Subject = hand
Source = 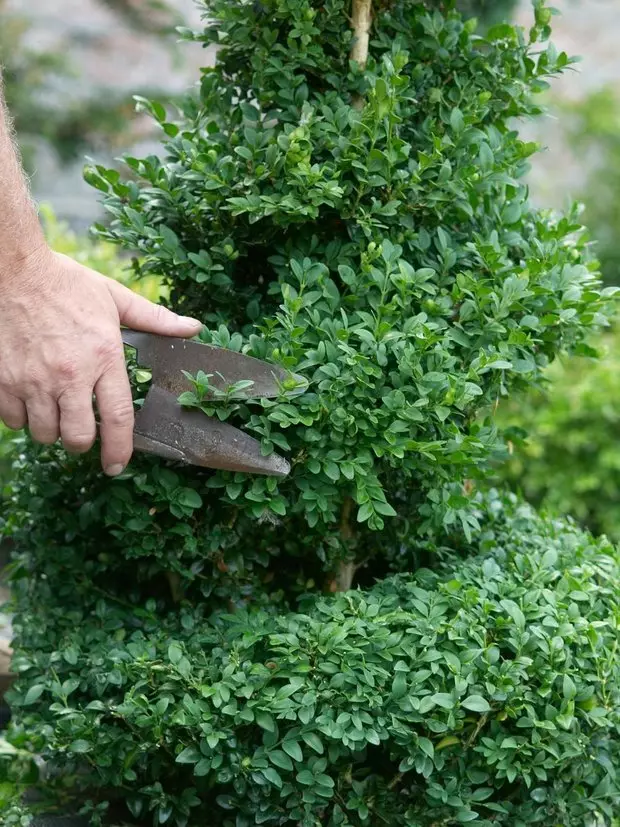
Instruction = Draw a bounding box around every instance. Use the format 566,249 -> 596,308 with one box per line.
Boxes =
0,247 -> 202,475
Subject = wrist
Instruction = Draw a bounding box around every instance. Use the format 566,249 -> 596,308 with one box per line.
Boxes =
0,232 -> 50,288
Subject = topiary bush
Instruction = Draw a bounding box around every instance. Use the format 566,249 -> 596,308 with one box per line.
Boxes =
8,492 -> 620,826
492,329 -> 620,542
4,0 -> 620,824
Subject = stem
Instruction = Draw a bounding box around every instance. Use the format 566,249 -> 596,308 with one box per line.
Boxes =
326,497 -> 359,593
350,0 -> 372,110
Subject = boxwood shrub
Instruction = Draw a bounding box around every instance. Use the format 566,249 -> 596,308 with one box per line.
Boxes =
3,0 -> 620,824
7,493 -> 620,825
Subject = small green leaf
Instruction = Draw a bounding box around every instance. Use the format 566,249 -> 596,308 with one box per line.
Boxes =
282,740 -> 303,762
168,643 -> 183,665
256,711 -> 275,732
462,695 -> 491,713
69,740 -> 91,754
23,685 -> 45,706
301,732 -> 324,754
176,747 -> 201,764
262,767 -> 283,788
269,750 -> 293,771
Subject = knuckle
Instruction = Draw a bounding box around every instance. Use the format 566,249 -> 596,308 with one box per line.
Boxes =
95,337 -> 121,364
105,403 -> 134,430
56,359 -> 80,381
151,303 -> 169,324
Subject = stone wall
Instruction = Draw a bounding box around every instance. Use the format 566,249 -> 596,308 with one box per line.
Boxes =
5,0 -> 215,230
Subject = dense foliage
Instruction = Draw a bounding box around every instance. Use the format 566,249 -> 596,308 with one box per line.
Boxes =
4,0 -> 619,824
7,494 -> 620,825
494,329 -> 620,542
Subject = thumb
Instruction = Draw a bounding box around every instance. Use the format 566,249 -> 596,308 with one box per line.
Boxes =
107,279 -> 202,338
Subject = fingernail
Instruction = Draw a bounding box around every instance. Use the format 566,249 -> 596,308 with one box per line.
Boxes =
180,316 -> 202,326
105,464 -> 125,477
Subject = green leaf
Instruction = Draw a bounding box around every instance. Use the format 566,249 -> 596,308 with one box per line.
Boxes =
168,643 -> 183,665
500,599 -> 525,631
177,488 -> 203,509
269,750 -> 293,771
462,695 -> 491,713
262,767 -> 283,788
69,740 -> 92,754
176,747 -> 201,764
301,732 -> 324,754
296,769 -> 315,786
23,685 -> 45,706
431,693 -> 455,710
256,711 -> 275,732
282,740 -> 303,762
392,672 -> 407,699
563,675 -> 576,700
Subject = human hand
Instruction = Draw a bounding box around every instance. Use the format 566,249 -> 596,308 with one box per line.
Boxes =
0,247 -> 202,475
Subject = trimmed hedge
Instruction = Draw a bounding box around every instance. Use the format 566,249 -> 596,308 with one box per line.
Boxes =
7,493 -> 620,825
3,1 -> 619,825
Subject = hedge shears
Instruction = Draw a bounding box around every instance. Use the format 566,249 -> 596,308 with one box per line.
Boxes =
121,330 -> 306,478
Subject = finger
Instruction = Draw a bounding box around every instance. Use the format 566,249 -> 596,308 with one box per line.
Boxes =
94,357 -> 135,476
0,390 -> 27,431
25,394 -> 60,444
58,387 -> 97,454
106,279 -> 202,338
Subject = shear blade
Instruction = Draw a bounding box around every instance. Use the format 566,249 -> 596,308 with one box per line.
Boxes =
135,384 -> 291,477
122,329 -> 307,399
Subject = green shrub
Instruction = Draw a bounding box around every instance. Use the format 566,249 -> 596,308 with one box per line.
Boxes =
493,329 -> 620,542
0,738 -> 37,824
8,493 -> 620,825
4,0 -> 619,824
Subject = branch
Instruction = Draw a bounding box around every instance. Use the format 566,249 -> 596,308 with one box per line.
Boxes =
350,0 -> 372,109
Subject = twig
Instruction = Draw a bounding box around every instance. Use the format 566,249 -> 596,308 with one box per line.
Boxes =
465,712 -> 489,748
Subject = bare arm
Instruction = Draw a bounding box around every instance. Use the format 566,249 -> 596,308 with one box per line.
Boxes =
0,76 -> 201,475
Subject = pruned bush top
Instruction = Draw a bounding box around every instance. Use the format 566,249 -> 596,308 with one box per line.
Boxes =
4,1 -> 619,825
74,0 -> 612,591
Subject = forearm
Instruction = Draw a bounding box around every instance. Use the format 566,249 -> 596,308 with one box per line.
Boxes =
0,73 -> 46,275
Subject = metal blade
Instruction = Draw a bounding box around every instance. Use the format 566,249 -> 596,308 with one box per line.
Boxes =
134,385 -> 291,477
122,329 -> 307,400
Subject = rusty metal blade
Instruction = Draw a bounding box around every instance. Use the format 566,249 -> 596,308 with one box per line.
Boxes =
134,385 -> 291,477
122,329 -> 307,399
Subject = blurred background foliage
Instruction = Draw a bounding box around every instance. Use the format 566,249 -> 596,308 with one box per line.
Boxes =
493,86 -> 620,539
0,0 -> 182,170
457,0 -> 519,25
560,87 -> 620,286
492,331 -> 620,542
